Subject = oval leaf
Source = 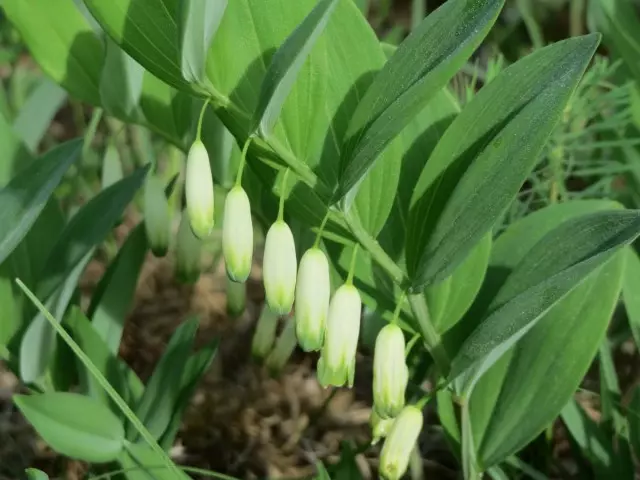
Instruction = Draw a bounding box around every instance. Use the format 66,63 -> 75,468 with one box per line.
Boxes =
100,38 -> 145,119
406,34 -> 601,289
13,392 -> 125,463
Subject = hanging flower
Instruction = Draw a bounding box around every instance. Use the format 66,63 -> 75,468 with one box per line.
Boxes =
222,185 -> 253,282
379,405 -> 423,480
263,220 -> 297,315
373,323 -> 409,419
185,139 -> 214,239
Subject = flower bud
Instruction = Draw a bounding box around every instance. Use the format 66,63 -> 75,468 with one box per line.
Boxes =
373,324 -> 408,419
175,211 -> 203,284
370,410 -> 394,446
317,284 -> 361,388
265,316 -> 297,376
185,139 -> 214,239
379,406 -> 423,480
222,186 -> 253,282
143,175 -> 171,257
263,220 -> 297,315
294,247 -> 330,352
251,305 -> 279,360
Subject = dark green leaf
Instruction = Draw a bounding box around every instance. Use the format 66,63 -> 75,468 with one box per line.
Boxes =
25,468 -> 49,480
252,0 -> 338,136
0,139 -> 81,266
179,0 -> 228,84
100,38 -> 144,119
13,392 -> 125,463
628,387 -> 640,459
130,317 -> 199,441
2,0 -> 104,105
622,247 -> 640,350
36,165 -> 149,300
158,338 -> 219,450
87,223 -> 148,354
406,34 -> 601,288
450,208 -> 640,393
66,307 -> 144,415
337,0 -> 504,198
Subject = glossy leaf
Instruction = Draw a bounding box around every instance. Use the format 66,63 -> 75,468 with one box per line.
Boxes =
179,0 -> 228,84
87,223 -> 148,354
130,317 -> 199,441
622,247 -> 640,349
252,0 -> 338,136
25,469 -> 49,480
13,78 -> 67,153
450,208 -> 640,393
36,165 -> 149,301
100,38 -> 144,119
2,0 -> 104,105
66,307 -> 144,414
0,139 -> 81,266
337,0 -> 504,198
406,34 -> 600,289
13,392 -> 125,463
158,338 -> 219,450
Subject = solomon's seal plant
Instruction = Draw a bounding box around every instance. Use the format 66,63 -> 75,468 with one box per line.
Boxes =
4,0 -> 640,478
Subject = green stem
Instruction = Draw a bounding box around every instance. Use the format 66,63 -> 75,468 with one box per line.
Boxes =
516,0 -> 544,50
88,463 -> 240,480
408,293 -> 450,376
277,168 -> 290,222
234,138 -> 252,187
196,98 -> 211,141
405,333 -> 420,356
391,291 -> 407,325
15,279 -> 181,479
346,244 -> 359,285
313,210 -> 331,248
569,0 -> 585,37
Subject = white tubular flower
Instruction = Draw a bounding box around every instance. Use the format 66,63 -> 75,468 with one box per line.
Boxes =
263,220 -> 297,315
370,410 -> 394,446
251,305 -> 279,360
185,139 -> 214,239
373,324 -> 409,419
294,247 -> 330,352
222,186 -> 253,282
143,175 -> 171,257
175,211 -> 202,284
317,284 -> 361,388
379,406 -> 423,480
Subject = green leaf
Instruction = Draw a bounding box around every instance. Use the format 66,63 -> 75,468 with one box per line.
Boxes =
629,386 -> 640,459
406,34 -> 601,289
66,307 -> 144,415
25,468 -> 49,480
179,0 -> 228,85
0,139 -> 81,266
158,338 -> 219,450
102,143 -> 124,190
87,223 -> 148,354
118,443 -> 191,480
13,78 -> 67,153
252,0 -> 338,136
449,208 -> 640,393
130,317 -> 199,441
0,110 -> 31,185
2,0 -> 104,105
336,0 -> 504,198
622,247 -> 640,350
37,165 -> 149,301
100,38 -> 144,119
13,392 -> 125,463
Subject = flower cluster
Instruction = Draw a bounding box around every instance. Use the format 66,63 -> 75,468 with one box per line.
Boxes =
184,135 -> 421,480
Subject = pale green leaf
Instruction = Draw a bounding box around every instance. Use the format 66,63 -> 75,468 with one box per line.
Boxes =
100,38 -> 144,119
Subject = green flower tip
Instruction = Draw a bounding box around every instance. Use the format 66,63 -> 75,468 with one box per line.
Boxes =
263,220 -> 297,315
295,247 -> 330,352
316,284 -> 361,388
223,186 -> 254,283
185,139 -> 214,239
379,406 -> 424,480
370,410 -> 394,446
373,323 -> 409,419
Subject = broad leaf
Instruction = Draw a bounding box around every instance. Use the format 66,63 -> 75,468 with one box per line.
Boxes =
88,223 -> 148,354
36,165 -> 149,300
0,139 -> 81,266
337,0 -> 504,198
118,443 -> 191,480
100,38 -> 144,119
130,317 -> 199,441
622,247 -> 640,350
179,0 -> 228,85
450,208 -> 640,393
13,392 -> 125,463
252,0 -> 338,136
66,307 -> 144,414
406,34 -> 601,289
2,0 -> 104,105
